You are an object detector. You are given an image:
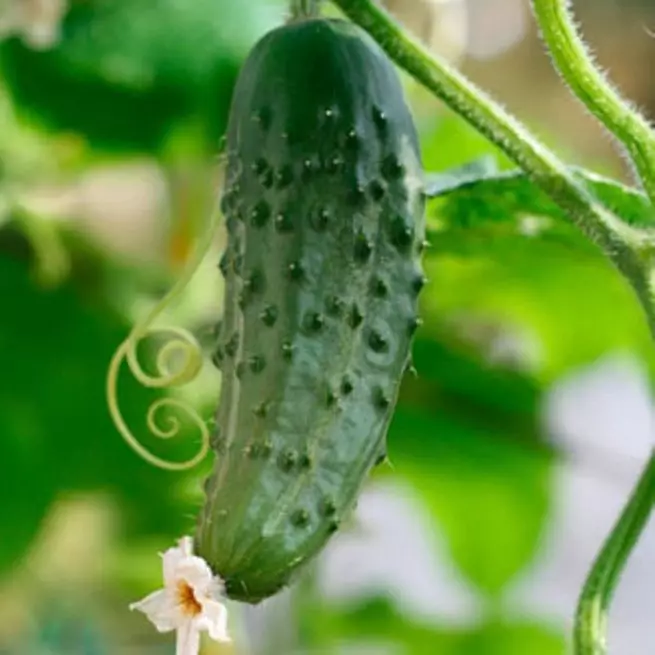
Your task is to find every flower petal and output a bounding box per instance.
[176,619,201,655]
[176,557,215,596]
[130,589,181,633]
[196,599,231,643]
[162,537,193,586]
[178,536,194,557]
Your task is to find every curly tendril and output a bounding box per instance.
[107,338,210,471]
[106,205,223,471]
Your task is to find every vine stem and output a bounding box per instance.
[530,0,655,207]
[574,450,655,654]
[329,0,655,333]
[525,6,655,642]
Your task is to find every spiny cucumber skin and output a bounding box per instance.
[196,17,426,604]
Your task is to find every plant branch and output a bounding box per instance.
[574,450,655,654]
[291,0,321,18]
[329,0,655,332]
[530,0,655,207]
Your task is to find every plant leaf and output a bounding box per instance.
[423,156,499,198]
[305,596,564,654]
[0,0,284,152]
[387,403,552,597]
[426,166,654,239]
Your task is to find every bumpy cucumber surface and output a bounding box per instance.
[196,17,426,603]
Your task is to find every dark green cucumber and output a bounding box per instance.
[196,17,426,603]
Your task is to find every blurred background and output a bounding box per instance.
[2,0,655,653]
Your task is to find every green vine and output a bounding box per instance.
[530,0,655,207]
[574,451,655,654]
[328,0,655,653]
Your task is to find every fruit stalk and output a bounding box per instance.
[291,0,322,18]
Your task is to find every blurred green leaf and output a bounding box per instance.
[0,0,284,152]
[418,115,653,382]
[459,618,564,655]
[418,158,654,380]
[0,374,58,578]
[389,257,555,596]
[389,150,644,634]
[422,236,651,381]
[0,89,58,185]
[403,331,541,441]
[0,218,210,578]
[388,406,552,596]
[387,194,641,592]
[310,596,564,655]
[420,112,514,174]
[330,596,459,654]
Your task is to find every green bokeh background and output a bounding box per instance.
[1,1,654,653]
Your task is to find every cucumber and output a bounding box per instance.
[196,16,426,603]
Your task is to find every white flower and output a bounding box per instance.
[130,536,231,655]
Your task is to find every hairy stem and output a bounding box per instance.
[330,0,655,331]
[574,450,655,654]
[291,0,321,18]
[530,0,655,207]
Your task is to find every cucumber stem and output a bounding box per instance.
[291,0,322,19]
[530,0,655,208]
[574,450,655,654]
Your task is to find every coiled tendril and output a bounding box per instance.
[106,206,223,471]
